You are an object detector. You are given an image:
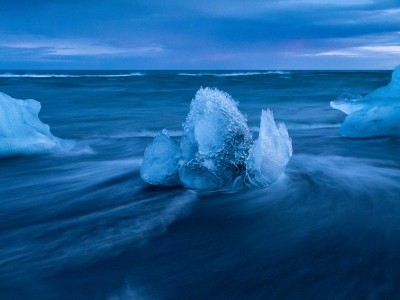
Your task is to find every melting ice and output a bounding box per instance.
[179,88,252,189]
[331,65,400,138]
[0,92,74,157]
[140,129,180,186]
[141,87,292,190]
[246,110,292,187]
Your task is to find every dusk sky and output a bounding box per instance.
[1,0,399,70]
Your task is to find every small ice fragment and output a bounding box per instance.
[246,110,293,187]
[140,130,181,186]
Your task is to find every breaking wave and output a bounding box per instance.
[0,73,144,78]
[89,130,183,139]
[178,71,290,77]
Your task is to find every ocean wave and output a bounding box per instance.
[286,122,341,130]
[108,283,149,300]
[178,71,290,77]
[289,154,400,190]
[0,164,197,279]
[129,129,183,138]
[0,72,144,78]
[250,122,340,132]
[89,130,183,139]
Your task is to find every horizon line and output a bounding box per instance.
[0,69,393,71]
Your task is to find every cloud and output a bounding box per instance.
[360,45,400,54]
[0,36,164,57]
[302,45,400,57]
[147,0,376,19]
[0,0,399,69]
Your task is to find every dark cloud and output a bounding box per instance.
[0,0,399,69]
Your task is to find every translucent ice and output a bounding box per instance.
[140,87,292,190]
[331,65,400,137]
[140,130,180,186]
[0,92,74,157]
[330,93,365,115]
[179,87,252,189]
[367,65,400,99]
[246,110,293,187]
[339,105,400,138]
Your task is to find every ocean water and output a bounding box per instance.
[1,70,400,299]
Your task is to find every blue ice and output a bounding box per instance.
[246,110,293,187]
[0,92,74,157]
[140,129,180,186]
[140,87,292,190]
[331,65,400,137]
[178,87,253,189]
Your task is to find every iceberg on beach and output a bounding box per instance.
[338,105,400,138]
[179,88,253,189]
[0,92,74,157]
[331,65,400,137]
[140,87,293,190]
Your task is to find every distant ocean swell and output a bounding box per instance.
[0,73,144,78]
[88,123,339,140]
[0,71,291,78]
[178,71,291,76]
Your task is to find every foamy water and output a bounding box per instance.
[1,70,399,299]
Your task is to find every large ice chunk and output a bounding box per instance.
[331,65,400,137]
[368,65,400,99]
[179,87,252,189]
[339,105,400,138]
[0,92,74,157]
[140,130,180,186]
[246,110,293,187]
[140,87,293,190]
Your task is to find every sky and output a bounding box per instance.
[0,0,399,70]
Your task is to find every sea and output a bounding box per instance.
[1,70,400,299]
